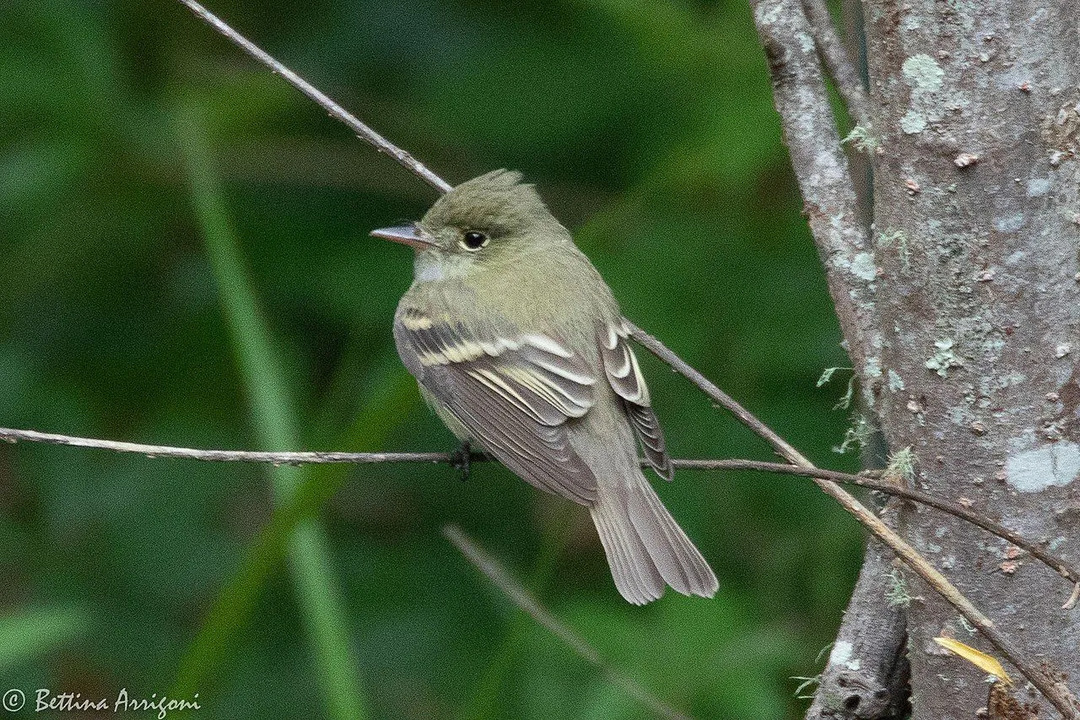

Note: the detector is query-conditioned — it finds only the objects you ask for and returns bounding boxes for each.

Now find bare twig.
[0,426,458,465]
[799,0,872,128]
[751,0,879,396]
[699,460,1080,588]
[175,0,452,194]
[442,525,692,720]
[6,425,1075,588]
[627,323,810,465]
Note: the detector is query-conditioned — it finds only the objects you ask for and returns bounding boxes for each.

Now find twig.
[5,425,1075,587]
[799,0,872,128]
[442,525,693,720]
[0,426,459,465]
[751,0,879,397]
[175,0,452,194]
[699,460,1080,588]
[626,323,810,465]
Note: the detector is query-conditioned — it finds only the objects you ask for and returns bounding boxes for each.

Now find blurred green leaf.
[0,606,88,673]
[176,102,368,720]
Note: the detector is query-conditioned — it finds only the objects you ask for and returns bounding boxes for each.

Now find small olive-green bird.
[372,169,717,604]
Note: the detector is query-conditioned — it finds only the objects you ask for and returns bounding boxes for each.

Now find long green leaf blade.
[176,103,368,720]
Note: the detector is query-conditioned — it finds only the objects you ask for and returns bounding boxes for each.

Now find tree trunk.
[861,1,1080,717]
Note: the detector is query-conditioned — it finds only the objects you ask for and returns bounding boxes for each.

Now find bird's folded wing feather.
[599,319,673,481]
[395,308,599,504]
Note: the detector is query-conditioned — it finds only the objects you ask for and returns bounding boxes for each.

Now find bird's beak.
[370,225,435,250]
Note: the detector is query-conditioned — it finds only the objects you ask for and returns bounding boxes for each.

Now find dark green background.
[0,0,865,717]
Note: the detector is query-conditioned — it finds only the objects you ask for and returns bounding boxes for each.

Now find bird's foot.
[450,441,472,482]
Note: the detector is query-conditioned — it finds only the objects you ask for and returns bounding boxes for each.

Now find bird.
[371,169,717,604]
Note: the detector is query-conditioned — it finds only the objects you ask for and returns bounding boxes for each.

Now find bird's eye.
[460,230,489,250]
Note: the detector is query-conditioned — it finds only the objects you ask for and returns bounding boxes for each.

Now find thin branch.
[627,323,810,465]
[0,427,457,465]
[5,425,1076,588]
[442,525,692,720]
[175,0,452,194]
[701,460,1080,588]
[799,0,872,128]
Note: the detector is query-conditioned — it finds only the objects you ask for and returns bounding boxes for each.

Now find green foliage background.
[0,0,865,717]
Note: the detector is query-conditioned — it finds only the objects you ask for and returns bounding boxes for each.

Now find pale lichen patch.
[826,640,863,671]
[864,355,883,378]
[877,229,910,271]
[995,214,1026,233]
[901,112,928,135]
[948,405,975,427]
[842,125,880,153]
[926,339,964,377]
[1026,178,1051,197]
[899,54,952,135]
[828,640,853,667]
[903,54,945,91]
[1004,249,1027,265]
[849,252,879,281]
[1004,440,1080,493]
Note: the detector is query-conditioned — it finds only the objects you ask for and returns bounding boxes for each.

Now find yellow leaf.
[933,637,1012,685]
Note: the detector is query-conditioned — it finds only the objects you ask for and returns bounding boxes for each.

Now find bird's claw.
[450,441,471,482]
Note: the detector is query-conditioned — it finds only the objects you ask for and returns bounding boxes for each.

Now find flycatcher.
[372,169,717,604]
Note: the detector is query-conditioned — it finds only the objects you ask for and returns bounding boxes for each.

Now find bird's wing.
[598,319,673,481]
[395,307,599,504]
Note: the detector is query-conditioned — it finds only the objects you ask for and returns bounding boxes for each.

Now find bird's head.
[371,170,569,280]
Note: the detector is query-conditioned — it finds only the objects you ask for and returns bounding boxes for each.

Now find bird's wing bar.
[397,311,599,504]
[599,319,673,481]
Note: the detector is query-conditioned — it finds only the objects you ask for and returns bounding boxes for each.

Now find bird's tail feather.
[590,472,718,604]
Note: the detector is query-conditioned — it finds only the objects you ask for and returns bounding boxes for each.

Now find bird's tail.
[589,471,718,604]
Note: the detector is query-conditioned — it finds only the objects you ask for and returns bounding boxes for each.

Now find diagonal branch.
[701,460,1080,589]
[443,525,692,720]
[627,323,810,464]
[175,0,452,194]
[630,324,1080,716]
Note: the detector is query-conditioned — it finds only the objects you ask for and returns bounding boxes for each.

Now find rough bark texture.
[806,505,910,719]
[805,3,911,715]
[861,1,1080,718]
